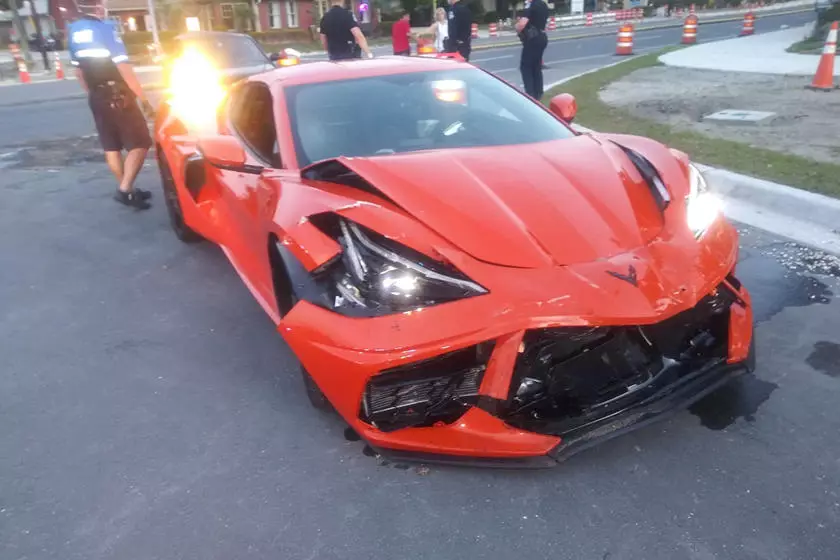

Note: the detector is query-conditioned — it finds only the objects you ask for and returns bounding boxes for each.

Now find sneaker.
[114,190,151,210]
[134,188,153,201]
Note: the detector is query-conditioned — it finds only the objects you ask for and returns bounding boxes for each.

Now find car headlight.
[314,218,487,316]
[167,48,226,131]
[686,163,721,237]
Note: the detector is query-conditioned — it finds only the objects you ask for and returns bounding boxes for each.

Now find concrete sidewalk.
[659,24,839,76]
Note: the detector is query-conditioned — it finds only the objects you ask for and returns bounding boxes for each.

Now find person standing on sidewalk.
[320,0,373,61]
[445,0,473,61]
[67,6,155,210]
[516,0,549,99]
[392,12,412,56]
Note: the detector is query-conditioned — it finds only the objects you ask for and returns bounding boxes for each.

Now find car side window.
[229,83,281,168]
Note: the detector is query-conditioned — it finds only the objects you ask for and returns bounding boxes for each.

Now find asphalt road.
[2,154,840,560]
[0,10,816,148]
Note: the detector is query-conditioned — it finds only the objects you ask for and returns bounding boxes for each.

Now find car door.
[216,82,282,307]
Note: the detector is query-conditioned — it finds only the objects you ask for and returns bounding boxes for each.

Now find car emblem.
[606,265,638,287]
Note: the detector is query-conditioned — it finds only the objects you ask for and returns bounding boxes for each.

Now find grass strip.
[542,48,840,197]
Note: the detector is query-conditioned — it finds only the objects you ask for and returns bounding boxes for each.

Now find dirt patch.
[599,66,840,165]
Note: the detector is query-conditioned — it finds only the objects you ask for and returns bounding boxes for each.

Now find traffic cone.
[17,57,30,84]
[682,15,699,44]
[489,22,498,38]
[54,51,65,80]
[616,24,634,55]
[806,21,838,92]
[740,12,755,36]
[586,12,593,26]
[471,23,478,39]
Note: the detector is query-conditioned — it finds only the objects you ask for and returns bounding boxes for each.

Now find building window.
[221,4,234,19]
[269,1,283,28]
[286,0,298,28]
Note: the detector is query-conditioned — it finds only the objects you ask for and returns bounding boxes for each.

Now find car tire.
[301,365,332,411]
[158,152,203,244]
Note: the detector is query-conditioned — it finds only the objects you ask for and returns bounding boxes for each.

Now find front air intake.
[361,341,495,432]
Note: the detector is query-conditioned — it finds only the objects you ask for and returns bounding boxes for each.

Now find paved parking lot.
[2,152,840,559]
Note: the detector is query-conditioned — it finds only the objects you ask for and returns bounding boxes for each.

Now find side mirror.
[198,136,247,169]
[549,93,577,124]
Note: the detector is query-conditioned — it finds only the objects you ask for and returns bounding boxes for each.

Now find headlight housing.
[686,163,721,238]
[311,216,487,317]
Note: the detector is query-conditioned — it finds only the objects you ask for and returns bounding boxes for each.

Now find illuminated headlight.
[686,163,721,237]
[167,49,226,131]
[313,217,487,317]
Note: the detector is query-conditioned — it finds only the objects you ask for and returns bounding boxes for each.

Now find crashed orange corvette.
[154,55,755,466]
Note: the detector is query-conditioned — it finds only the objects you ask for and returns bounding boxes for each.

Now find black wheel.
[158,153,203,244]
[301,366,332,411]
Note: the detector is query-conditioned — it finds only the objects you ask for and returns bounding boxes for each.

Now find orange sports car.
[154,56,755,466]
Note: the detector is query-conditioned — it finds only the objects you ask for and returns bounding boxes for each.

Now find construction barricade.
[682,15,699,44]
[616,24,634,55]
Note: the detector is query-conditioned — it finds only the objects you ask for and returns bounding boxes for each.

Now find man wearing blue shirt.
[68,5,154,210]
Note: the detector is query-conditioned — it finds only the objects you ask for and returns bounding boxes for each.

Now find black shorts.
[88,89,152,152]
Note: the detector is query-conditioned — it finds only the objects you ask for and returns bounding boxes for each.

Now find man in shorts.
[67,2,155,210]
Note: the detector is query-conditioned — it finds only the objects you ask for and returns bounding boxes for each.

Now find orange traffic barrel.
[682,15,698,44]
[740,12,755,36]
[616,24,634,55]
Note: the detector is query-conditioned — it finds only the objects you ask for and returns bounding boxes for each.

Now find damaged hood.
[327,135,669,268]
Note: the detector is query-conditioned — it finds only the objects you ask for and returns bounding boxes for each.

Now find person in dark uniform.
[320,0,373,61]
[67,5,155,210]
[516,0,549,99]
[445,0,472,61]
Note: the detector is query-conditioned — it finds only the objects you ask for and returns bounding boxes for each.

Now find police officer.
[445,0,473,61]
[516,0,549,99]
[320,0,373,61]
[67,5,155,210]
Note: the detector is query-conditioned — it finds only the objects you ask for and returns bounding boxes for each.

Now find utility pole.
[146,0,160,45]
[26,0,50,71]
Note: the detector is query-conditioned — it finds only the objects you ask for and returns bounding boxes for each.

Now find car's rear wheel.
[158,152,203,244]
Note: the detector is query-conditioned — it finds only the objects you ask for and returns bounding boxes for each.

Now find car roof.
[251,56,475,88]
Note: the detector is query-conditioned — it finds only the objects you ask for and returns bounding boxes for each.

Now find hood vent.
[611,141,671,213]
[301,158,398,207]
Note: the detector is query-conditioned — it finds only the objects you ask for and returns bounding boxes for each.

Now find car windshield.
[179,35,269,69]
[285,68,576,168]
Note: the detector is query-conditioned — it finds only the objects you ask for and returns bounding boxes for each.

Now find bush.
[483,11,498,23]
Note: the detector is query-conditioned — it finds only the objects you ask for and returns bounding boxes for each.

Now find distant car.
[153,56,756,467]
[159,31,298,86]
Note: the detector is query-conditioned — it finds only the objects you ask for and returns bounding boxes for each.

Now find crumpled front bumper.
[280,229,755,466]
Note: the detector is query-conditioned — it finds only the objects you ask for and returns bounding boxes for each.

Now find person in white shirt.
[416,7,449,52]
